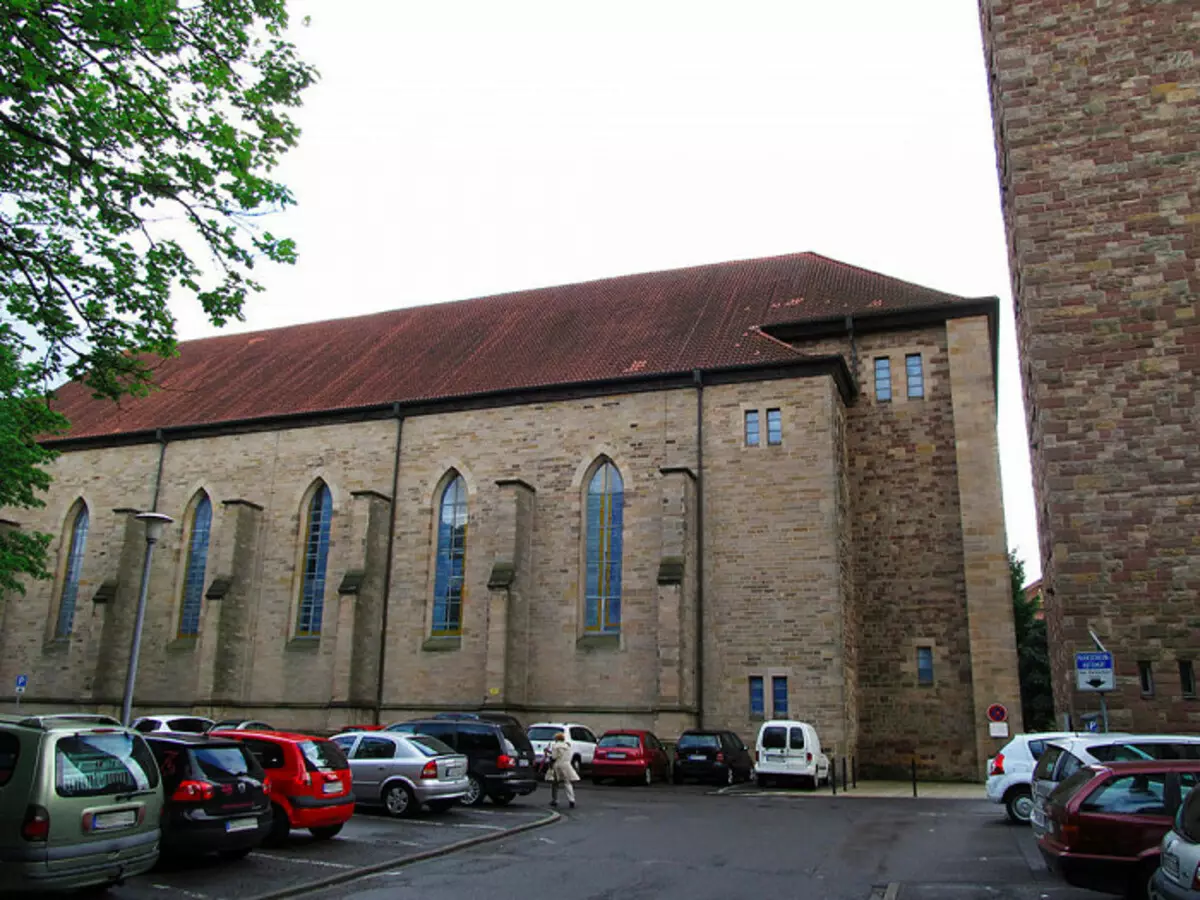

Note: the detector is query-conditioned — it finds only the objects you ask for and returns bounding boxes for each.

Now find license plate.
[518,759,530,767]
[322,780,342,794]
[93,810,137,832]
[225,817,259,833]
[609,752,626,759]
[689,754,706,761]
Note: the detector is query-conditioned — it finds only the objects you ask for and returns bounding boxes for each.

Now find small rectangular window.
[1139,661,1155,697]
[917,647,934,686]
[766,409,782,445]
[744,410,760,446]
[749,676,764,717]
[1180,661,1196,699]
[874,358,891,402]
[772,676,788,717]
[906,354,924,398]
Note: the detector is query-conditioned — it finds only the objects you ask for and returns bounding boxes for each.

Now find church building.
[0,252,1020,779]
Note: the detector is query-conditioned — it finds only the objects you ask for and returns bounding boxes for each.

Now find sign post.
[1075,651,1114,732]
[14,674,27,713]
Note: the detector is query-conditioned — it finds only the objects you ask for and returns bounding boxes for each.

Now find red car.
[590,730,671,785]
[213,730,355,843]
[1038,759,1200,900]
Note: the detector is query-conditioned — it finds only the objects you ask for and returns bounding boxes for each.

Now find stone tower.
[978,1,1199,728]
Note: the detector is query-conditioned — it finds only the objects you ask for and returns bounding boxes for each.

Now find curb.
[240,809,562,900]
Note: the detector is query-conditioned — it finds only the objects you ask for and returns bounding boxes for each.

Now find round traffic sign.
[986,703,1008,723]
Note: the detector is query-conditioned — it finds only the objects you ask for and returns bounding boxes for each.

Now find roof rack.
[15,713,122,730]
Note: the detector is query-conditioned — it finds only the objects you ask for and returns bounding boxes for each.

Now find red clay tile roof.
[49,252,983,440]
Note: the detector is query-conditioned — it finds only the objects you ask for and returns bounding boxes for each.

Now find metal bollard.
[911,757,918,798]
[842,756,848,791]
[852,756,858,789]
[831,760,837,795]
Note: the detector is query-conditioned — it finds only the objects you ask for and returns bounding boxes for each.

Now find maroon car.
[1038,759,1200,899]
[590,730,671,785]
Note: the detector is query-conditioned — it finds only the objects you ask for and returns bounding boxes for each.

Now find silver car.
[331,732,468,818]
[1154,786,1200,899]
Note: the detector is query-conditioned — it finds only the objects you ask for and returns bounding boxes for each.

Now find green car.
[0,713,163,891]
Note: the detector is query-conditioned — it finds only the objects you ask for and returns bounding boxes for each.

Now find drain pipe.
[149,429,167,511]
[693,369,705,728]
[374,405,404,726]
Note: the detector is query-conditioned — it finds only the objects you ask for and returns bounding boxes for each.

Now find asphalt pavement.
[283,782,1099,900]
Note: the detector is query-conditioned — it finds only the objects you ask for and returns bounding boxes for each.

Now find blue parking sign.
[15,674,27,692]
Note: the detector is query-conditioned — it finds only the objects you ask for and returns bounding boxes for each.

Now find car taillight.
[21,805,49,842]
[806,752,813,764]
[263,780,272,795]
[755,750,760,763]
[172,780,216,802]
[421,761,438,779]
[1060,821,1080,848]
[990,753,1005,776]
[497,754,515,770]
[595,750,606,759]
[715,752,725,763]
[295,771,312,788]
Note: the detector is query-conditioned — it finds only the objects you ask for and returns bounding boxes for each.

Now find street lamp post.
[121,512,174,726]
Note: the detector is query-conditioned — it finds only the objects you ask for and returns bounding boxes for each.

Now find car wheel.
[571,756,582,775]
[490,793,515,806]
[265,804,290,845]
[310,824,343,840]
[218,847,253,862]
[672,769,683,785]
[426,799,457,814]
[460,774,486,807]
[756,774,768,788]
[723,768,735,786]
[642,766,653,786]
[592,777,605,786]
[383,782,417,818]
[1005,787,1035,824]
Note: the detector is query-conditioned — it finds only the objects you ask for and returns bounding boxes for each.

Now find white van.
[754,720,830,788]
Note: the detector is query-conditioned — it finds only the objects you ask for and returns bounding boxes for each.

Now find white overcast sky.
[176,0,1041,584]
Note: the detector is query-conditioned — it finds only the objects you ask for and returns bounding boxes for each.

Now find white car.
[985,731,1073,823]
[526,722,599,773]
[131,714,215,734]
[754,720,830,788]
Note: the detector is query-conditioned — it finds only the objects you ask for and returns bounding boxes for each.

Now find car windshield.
[761,727,787,750]
[192,746,255,781]
[55,732,159,797]
[598,734,640,749]
[528,727,560,742]
[677,734,720,749]
[299,739,348,772]
[408,735,455,757]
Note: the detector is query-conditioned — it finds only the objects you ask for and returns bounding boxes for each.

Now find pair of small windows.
[749,675,788,717]
[1139,660,1196,699]
[874,354,924,402]
[744,409,782,447]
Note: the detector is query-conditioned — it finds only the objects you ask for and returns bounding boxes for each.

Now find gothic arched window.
[55,502,90,638]
[432,473,468,636]
[296,482,333,637]
[584,460,623,633]
[178,493,212,638]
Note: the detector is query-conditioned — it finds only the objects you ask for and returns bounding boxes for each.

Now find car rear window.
[677,734,720,750]
[598,734,640,749]
[527,727,560,742]
[408,735,455,757]
[299,739,348,772]
[501,724,533,753]
[0,733,18,786]
[55,732,159,797]
[192,746,257,781]
[761,726,787,750]
[1049,766,1098,806]
[1091,742,1200,762]
[169,718,212,734]
[1035,744,1063,780]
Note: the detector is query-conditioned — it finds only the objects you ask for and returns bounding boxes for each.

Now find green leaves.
[0,0,316,590]
[1010,552,1055,731]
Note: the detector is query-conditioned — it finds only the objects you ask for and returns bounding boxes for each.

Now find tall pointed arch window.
[432,474,468,636]
[177,493,212,638]
[55,502,90,638]
[585,460,623,633]
[296,483,333,637]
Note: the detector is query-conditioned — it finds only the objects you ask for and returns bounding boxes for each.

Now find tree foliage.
[1010,552,1055,731]
[0,0,316,591]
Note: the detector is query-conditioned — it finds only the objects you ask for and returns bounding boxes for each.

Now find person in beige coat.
[546,732,580,808]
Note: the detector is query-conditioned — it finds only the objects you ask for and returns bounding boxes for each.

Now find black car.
[672,730,755,786]
[144,733,272,859]
[431,711,525,730]
[387,718,537,806]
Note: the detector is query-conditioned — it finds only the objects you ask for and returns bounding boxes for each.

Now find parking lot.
[102,781,1102,900]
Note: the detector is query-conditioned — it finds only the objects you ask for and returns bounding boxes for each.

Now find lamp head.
[134,511,174,543]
